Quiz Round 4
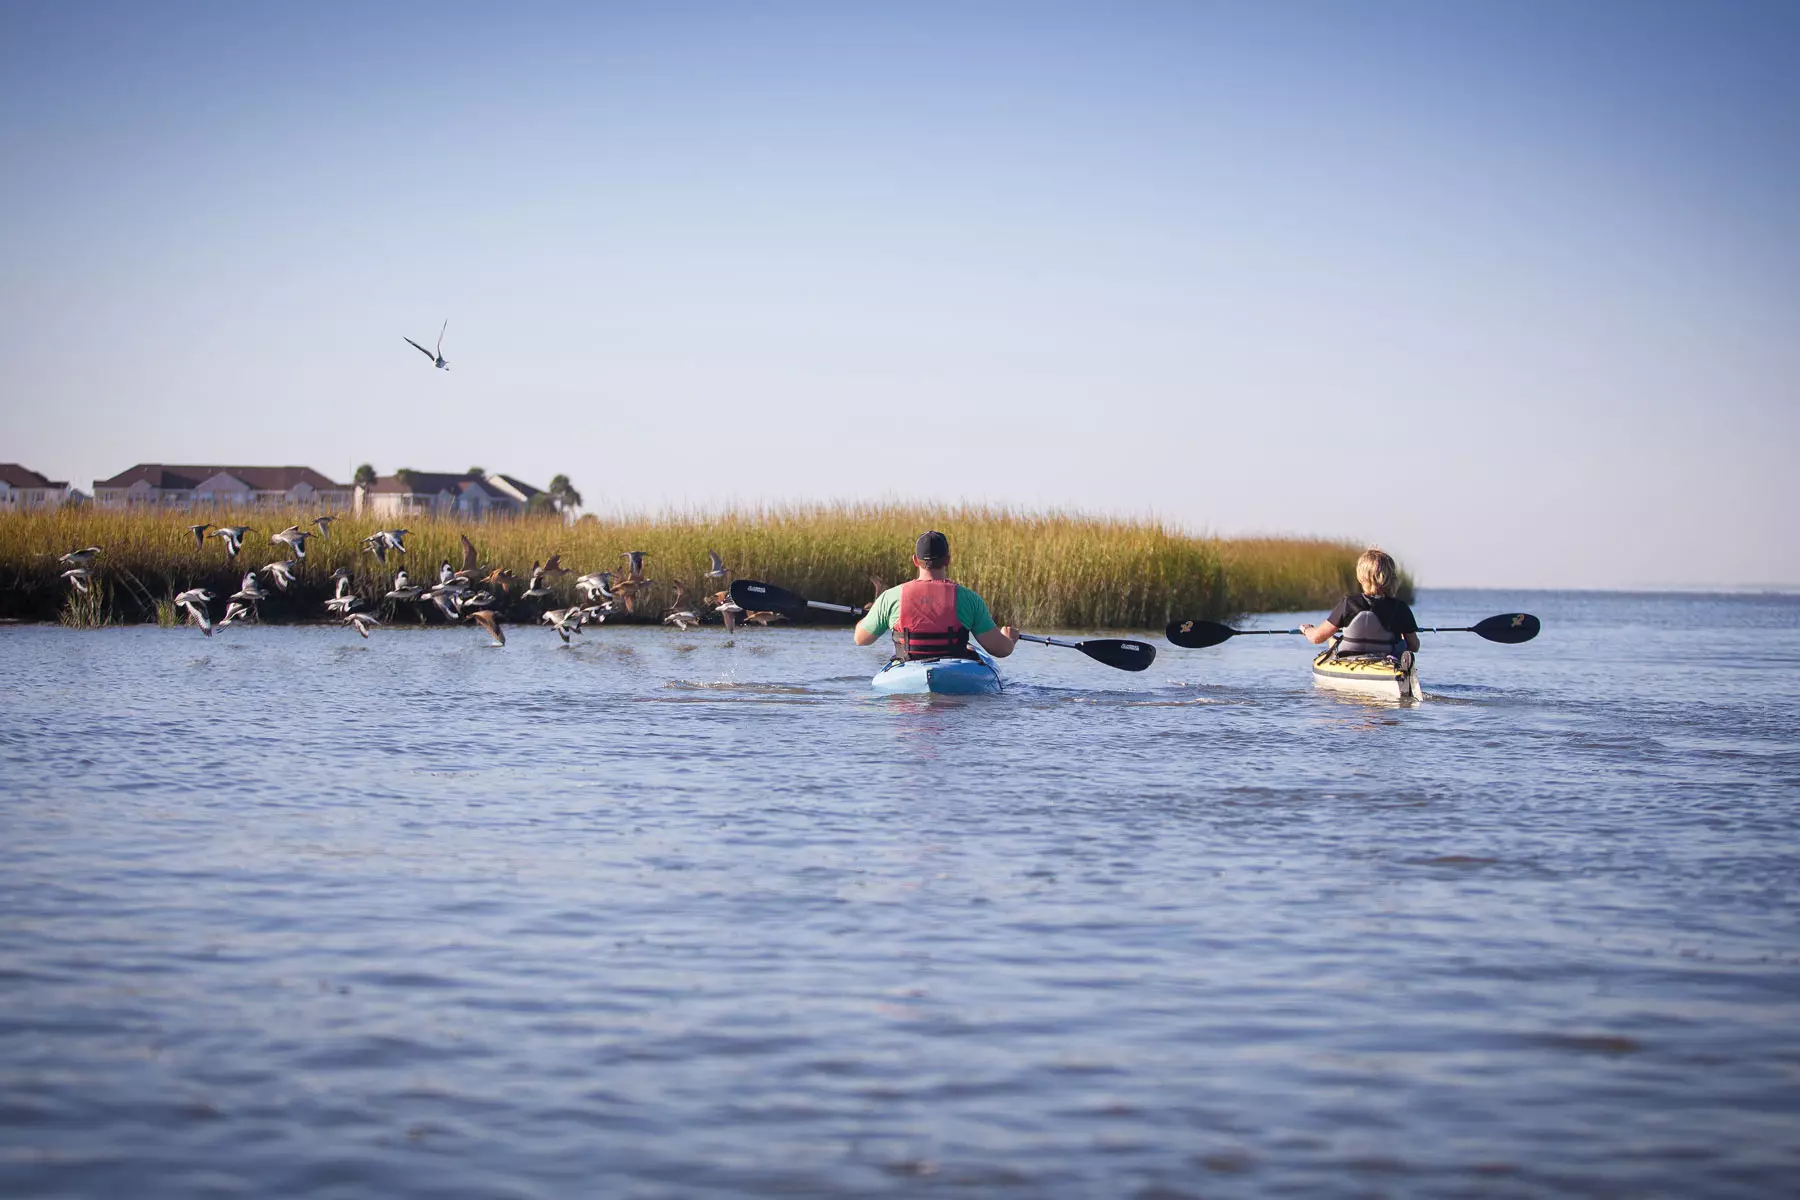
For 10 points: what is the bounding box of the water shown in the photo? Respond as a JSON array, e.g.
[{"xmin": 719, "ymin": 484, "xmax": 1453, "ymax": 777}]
[{"xmin": 3, "ymin": 589, "xmax": 1798, "ymax": 1197}]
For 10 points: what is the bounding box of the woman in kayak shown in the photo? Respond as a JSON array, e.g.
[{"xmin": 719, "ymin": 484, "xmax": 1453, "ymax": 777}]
[
  {"xmin": 854, "ymin": 530, "xmax": 1022, "ymax": 660},
  {"xmin": 1301, "ymin": 547, "xmax": 1420, "ymax": 657}
]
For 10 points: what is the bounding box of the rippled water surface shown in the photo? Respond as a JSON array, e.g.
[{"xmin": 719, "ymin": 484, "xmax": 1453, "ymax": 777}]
[{"xmin": 3, "ymin": 589, "xmax": 1799, "ymax": 1196}]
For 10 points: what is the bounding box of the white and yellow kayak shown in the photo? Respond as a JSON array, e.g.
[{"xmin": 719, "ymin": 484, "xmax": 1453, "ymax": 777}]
[{"xmin": 1312, "ymin": 649, "xmax": 1421, "ymax": 702}]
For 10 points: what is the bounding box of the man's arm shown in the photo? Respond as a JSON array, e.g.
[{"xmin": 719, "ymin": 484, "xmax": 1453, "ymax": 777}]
[
  {"xmin": 854, "ymin": 589, "xmax": 897, "ymax": 646},
  {"xmin": 961, "ymin": 588, "xmax": 1017, "ymax": 657},
  {"xmin": 975, "ymin": 626, "xmax": 1020, "ymax": 657},
  {"xmin": 1300, "ymin": 619, "xmax": 1338, "ymax": 645}
]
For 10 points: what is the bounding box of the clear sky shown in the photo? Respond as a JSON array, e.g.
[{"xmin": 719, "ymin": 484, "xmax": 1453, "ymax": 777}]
[{"xmin": 2, "ymin": 2, "xmax": 1796, "ymax": 589}]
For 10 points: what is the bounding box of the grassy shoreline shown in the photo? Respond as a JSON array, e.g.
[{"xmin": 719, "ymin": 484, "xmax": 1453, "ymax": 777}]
[{"xmin": 0, "ymin": 505, "xmax": 1408, "ymax": 630}]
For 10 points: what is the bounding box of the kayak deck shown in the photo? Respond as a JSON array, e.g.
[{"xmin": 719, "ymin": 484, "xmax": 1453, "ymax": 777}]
[
  {"xmin": 871, "ymin": 651, "xmax": 1003, "ymax": 695},
  {"xmin": 1312, "ymin": 649, "xmax": 1421, "ymax": 702}
]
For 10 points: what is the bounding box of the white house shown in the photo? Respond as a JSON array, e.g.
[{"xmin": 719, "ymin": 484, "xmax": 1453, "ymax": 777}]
[
  {"xmin": 92, "ymin": 465, "xmax": 353, "ymax": 509},
  {"xmin": 0, "ymin": 463, "xmax": 73, "ymax": 510},
  {"xmin": 357, "ymin": 471, "xmax": 545, "ymax": 518}
]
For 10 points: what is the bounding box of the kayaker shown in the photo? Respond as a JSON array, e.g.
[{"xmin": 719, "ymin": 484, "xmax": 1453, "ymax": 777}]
[
  {"xmin": 854, "ymin": 531, "xmax": 1021, "ymax": 660},
  {"xmin": 1301, "ymin": 547, "xmax": 1420, "ymax": 657}
]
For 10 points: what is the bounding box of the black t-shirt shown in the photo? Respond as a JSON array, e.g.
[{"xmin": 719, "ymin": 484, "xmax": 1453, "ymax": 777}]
[{"xmin": 1327, "ymin": 593, "xmax": 1418, "ymax": 637}]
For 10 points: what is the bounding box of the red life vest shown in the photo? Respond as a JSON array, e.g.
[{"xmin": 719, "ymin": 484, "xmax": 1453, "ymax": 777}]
[{"xmin": 892, "ymin": 578, "xmax": 974, "ymax": 661}]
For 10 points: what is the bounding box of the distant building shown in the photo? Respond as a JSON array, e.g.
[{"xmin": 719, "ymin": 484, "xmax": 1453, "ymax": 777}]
[
  {"xmin": 92, "ymin": 465, "xmax": 353, "ymax": 509},
  {"xmin": 0, "ymin": 464, "xmax": 74, "ymax": 510},
  {"xmin": 356, "ymin": 471, "xmax": 544, "ymax": 519}
]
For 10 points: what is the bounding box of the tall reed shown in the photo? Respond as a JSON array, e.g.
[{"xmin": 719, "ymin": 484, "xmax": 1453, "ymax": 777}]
[{"xmin": 0, "ymin": 504, "xmax": 1409, "ymax": 629}]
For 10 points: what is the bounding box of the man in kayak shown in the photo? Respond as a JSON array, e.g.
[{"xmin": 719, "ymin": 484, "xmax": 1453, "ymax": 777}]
[
  {"xmin": 1301, "ymin": 546, "xmax": 1420, "ymax": 657},
  {"xmin": 854, "ymin": 531, "xmax": 1021, "ymax": 660}
]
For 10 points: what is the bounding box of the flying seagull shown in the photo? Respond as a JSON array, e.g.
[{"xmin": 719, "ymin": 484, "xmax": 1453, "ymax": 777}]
[
  {"xmin": 404, "ymin": 320, "xmax": 450, "ymax": 370},
  {"xmin": 59, "ymin": 547, "xmax": 101, "ymax": 566},
  {"xmin": 62, "ymin": 568, "xmax": 91, "ymax": 594},
  {"xmin": 174, "ymin": 588, "xmax": 214, "ymax": 636},
  {"xmin": 469, "ymin": 609, "xmax": 505, "ymax": 646},
  {"xmin": 188, "ymin": 524, "xmax": 211, "ymax": 548},
  {"xmin": 217, "ymin": 600, "xmax": 254, "ymax": 629},
  {"xmin": 231, "ymin": 571, "xmax": 269, "ymax": 603},
  {"xmin": 708, "ymin": 589, "xmax": 742, "ymax": 632},
  {"xmin": 260, "ymin": 560, "xmax": 299, "ymax": 591},
  {"xmin": 270, "ymin": 526, "xmax": 315, "ymax": 560},
  {"xmin": 345, "ymin": 612, "xmax": 380, "ymax": 638},
  {"xmin": 210, "ymin": 526, "xmax": 254, "ymax": 558},
  {"xmin": 541, "ymin": 607, "xmax": 584, "ymax": 643}
]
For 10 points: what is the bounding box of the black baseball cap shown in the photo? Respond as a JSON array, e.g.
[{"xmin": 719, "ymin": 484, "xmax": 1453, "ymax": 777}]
[{"xmin": 914, "ymin": 530, "xmax": 950, "ymax": 565}]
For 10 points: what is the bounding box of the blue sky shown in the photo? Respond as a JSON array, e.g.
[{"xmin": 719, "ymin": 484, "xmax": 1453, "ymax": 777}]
[{"xmin": 2, "ymin": 2, "xmax": 1796, "ymax": 588}]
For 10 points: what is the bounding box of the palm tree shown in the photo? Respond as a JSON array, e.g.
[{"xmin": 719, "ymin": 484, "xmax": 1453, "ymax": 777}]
[
  {"xmin": 467, "ymin": 466, "xmax": 486, "ymax": 478},
  {"xmin": 548, "ymin": 473, "xmax": 582, "ymax": 512},
  {"xmin": 395, "ymin": 467, "xmax": 419, "ymax": 491},
  {"xmin": 353, "ymin": 463, "xmax": 377, "ymax": 489}
]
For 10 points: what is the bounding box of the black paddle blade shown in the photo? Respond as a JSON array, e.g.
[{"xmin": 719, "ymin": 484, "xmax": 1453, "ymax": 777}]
[
  {"xmin": 1472, "ymin": 613, "xmax": 1540, "ymax": 644},
  {"xmin": 730, "ymin": 579, "xmax": 806, "ymax": 615},
  {"xmin": 1081, "ymin": 639, "xmax": 1157, "ymax": 671},
  {"xmin": 1164, "ymin": 619, "xmax": 1235, "ymax": 649}
]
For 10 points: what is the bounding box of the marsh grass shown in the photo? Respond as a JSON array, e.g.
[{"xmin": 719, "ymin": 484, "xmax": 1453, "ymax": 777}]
[
  {"xmin": 0, "ymin": 504, "xmax": 1409, "ymax": 629},
  {"xmin": 57, "ymin": 576, "xmax": 111, "ymax": 628}
]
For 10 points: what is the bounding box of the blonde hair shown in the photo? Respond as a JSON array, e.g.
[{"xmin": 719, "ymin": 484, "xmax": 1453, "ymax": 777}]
[{"xmin": 1356, "ymin": 547, "xmax": 1399, "ymax": 597}]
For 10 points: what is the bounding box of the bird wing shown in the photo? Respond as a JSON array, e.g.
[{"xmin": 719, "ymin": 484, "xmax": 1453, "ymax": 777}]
[
  {"xmin": 437, "ymin": 319, "xmax": 447, "ymax": 356},
  {"xmin": 404, "ymin": 336, "xmax": 435, "ymax": 360},
  {"xmin": 460, "ymin": 534, "xmax": 478, "ymax": 573}
]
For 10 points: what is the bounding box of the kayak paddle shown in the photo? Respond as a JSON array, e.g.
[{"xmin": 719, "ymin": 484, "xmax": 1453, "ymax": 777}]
[
  {"xmin": 1016, "ymin": 633, "xmax": 1157, "ymax": 671},
  {"xmin": 1422, "ymin": 613, "xmax": 1541, "ymax": 643},
  {"xmin": 1165, "ymin": 612, "xmax": 1540, "ymax": 649},
  {"xmin": 732, "ymin": 580, "xmax": 1157, "ymax": 670},
  {"xmin": 730, "ymin": 579, "xmax": 865, "ymax": 616}
]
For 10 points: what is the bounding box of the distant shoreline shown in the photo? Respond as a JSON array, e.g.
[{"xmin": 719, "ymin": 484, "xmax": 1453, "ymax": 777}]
[{"xmin": 0, "ymin": 504, "xmax": 1395, "ymax": 631}]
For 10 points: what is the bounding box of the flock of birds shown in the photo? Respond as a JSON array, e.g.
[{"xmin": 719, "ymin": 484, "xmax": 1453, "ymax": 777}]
[{"xmin": 55, "ymin": 521, "xmax": 859, "ymax": 646}]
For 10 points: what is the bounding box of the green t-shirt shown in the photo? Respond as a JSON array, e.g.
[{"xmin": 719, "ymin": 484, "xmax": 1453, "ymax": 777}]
[{"xmin": 858, "ymin": 582, "xmax": 997, "ymax": 640}]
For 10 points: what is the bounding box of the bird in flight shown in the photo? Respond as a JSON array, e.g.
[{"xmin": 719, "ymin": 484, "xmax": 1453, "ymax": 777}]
[
  {"xmin": 404, "ymin": 320, "xmax": 450, "ymax": 370},
  {"xmin": 210, "ymin": 526, "xmax": 254, "ymax": 559},
  {"xmin": 270, "ymin": 526, "xmax": 316, "ymax": 560},
  {"xmin": 469, "ymin": 609, "xmax": 505, "ymax": 646},
  {"xmin": 541, "ymin": 607, "xmax": 584, "ymax": 643},
  {"xmin": 260, "ymin": 560, "xmax": 298, "ymax": 591},
  {"xmin": 174, "ymin": 588, "xmax": 214, "ymax": 636}
]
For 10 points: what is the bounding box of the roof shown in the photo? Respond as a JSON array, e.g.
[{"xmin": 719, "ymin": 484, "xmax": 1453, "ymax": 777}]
[
  {"xmin": 370, "ymin": 471, "xmax": 493, "ymax": 496},
  {"xmin": 370, "ymin": 471, "xmax": 543, "ymax": 499},
  {"xmin": 93, "ymin": 464, "xmax": 348, "ymax": 491},
  {"xmin": 0, "ymin": 463, "xmax": 67, "ymax": 489}
]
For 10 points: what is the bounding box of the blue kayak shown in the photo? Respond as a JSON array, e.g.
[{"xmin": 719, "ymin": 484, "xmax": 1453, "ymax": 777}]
[{"xmin": 871, "ymin": 651, "xmax": 1003, "ymax": 695}]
